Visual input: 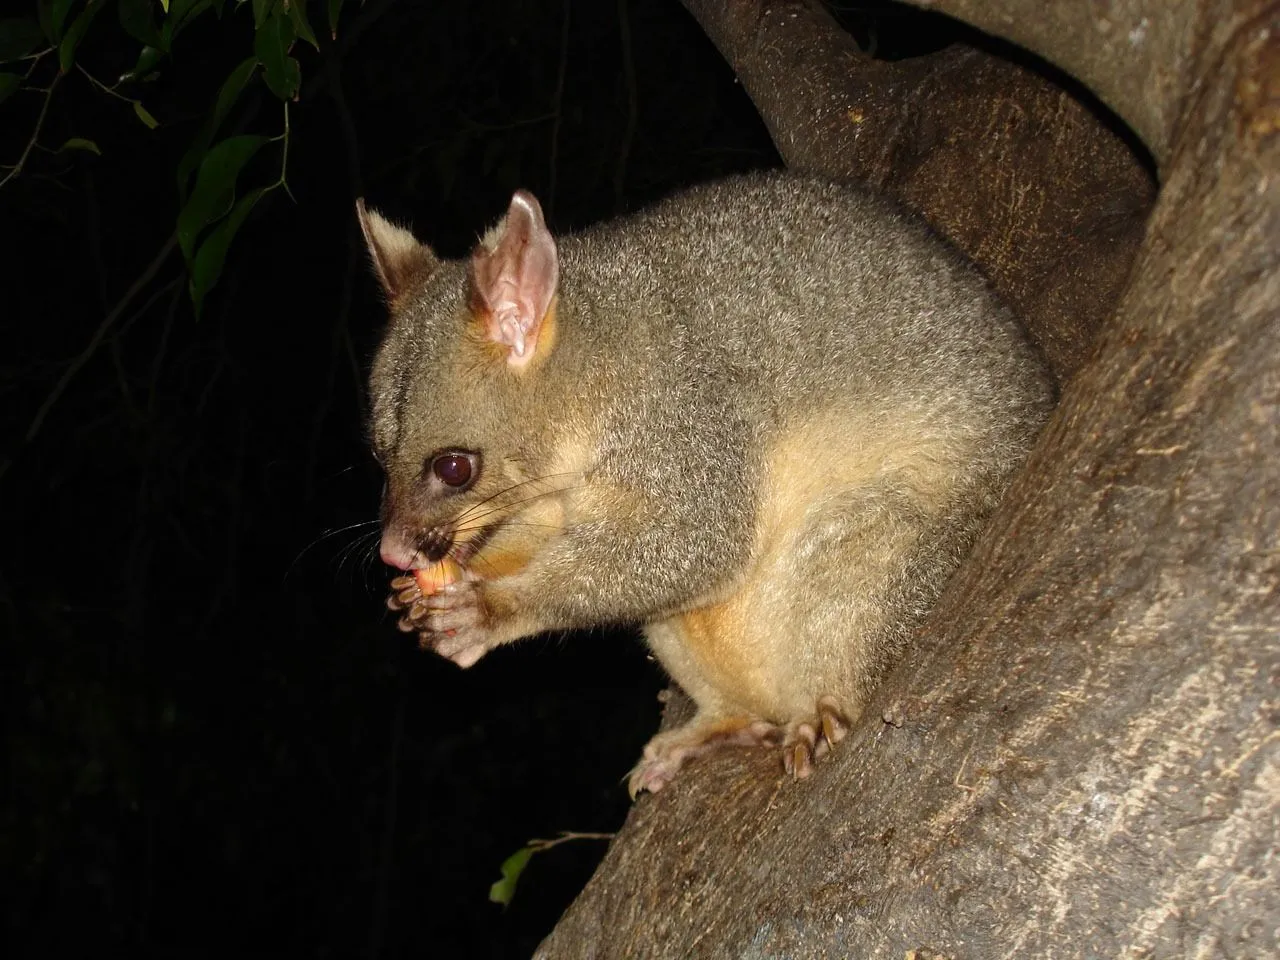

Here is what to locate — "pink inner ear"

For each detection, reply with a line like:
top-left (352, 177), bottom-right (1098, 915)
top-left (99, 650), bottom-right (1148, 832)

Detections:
top-left (471, 191), bottom-right (558, 364)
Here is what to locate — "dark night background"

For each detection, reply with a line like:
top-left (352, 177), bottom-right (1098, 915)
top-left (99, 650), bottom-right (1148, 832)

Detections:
top-left (2, 1), bottom-right (954, 955)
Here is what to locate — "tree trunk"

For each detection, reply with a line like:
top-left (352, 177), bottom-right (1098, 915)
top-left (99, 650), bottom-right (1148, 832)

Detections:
top-left (539, 1), bottom-right (1278, 956)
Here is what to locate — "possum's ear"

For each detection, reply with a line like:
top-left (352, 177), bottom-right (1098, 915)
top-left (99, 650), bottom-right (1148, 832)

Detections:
top-left (469, 190), bottom-right (559, 370)
top-left (356, 199), bottom-right (438, 302)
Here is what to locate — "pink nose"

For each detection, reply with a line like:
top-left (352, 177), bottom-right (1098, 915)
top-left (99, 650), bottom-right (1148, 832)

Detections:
top-left (379, 535), bottom-right (418, 570)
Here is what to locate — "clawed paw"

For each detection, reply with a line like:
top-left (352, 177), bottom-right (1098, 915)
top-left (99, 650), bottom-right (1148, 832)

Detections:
top-left (627, 742), bottom-right (692, 798)
top-left (628, 718), bottom-right (781, 798)
top-left (386, 574), bottom-right (492, 668)
top-left (781, 696), bottom-right (848, 779)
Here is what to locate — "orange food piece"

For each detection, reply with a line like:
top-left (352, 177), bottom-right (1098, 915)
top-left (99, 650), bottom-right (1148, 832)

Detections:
top-left (414, 557), bottom-right (463, 595)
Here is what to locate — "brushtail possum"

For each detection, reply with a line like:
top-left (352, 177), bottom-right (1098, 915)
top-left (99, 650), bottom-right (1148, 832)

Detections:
top-left (358, 172), bottom-right (1053, 795)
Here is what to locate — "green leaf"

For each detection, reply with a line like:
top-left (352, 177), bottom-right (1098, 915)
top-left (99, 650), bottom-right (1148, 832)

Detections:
top-left (38, 0), bottom-right (76, 44)
top-left (251, 0), bottom-right (273, 29)
top-left (176, 134), bottom-right (267, 258)
top-left (326, 0), bottom-right (341, 40)
top-left (168, 0), bottom-right (208, 28)
top-left (0, 18), bottom-right (46, 62)
top-left (189, 186), bottom-right (265, 314)
top-left (121, 43), bottom-right (163, 82)
top-left (57, 136), bottom-right (101, 154)
top-left (210, 57), bottom-right (259, 136)
top-left (488, 847), bottom-right (535, 907)
top-left (58, 0), bottom-right (104, 74)
top-left (255, 9), bottom-right (298, 100)
top-left (0, 72), bottom-right (19, 104)
top-left (161, 0), bottom-right (210, 48)
top-left (133, 100), bottom-right (159, 128)
top-left (252, 0), bottom-right (275, 28)
top-left (289, 0), bottom-right (318, 50)
top-left (265, 54), bottom-right (298, 100)
top-left (118, 0), bottom-right (161, 47)
top-left (175, 57), bottom-right (258, 195)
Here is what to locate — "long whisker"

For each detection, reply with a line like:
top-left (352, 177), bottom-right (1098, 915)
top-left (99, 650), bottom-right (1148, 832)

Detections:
top-left (453, 519), bottom-right (565, 534)
top-left (333, 530), bottom-right (372, 571)
top-left (463, 545), bottom-right (530, 579)
top-left (459, 481), bottom-right (583, 528)
top-left (359, 534), bottom-right (389, 591)
top-left (457, 471), bottom-right (575, 516)
top-left (338, 529), bottom-right (382, 577)
top-left (454, 472), bottom-right (580, 525)
top-left (288, 518), bottom-right (383, 581)
top-left (339, 530), bottom-right (395, 594)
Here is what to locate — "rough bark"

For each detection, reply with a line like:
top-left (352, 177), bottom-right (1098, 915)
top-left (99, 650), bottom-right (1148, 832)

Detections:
top-left (915, 0), bottom-right (1274, 167)
top-left (539, 1), bottom-right (1278, 957)
top-left (679, 0), bottom-right (1155, 383)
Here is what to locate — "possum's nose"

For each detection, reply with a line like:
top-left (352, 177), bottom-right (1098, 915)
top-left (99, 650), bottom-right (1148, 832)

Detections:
top-left (379, 533), bottom-right (419, 570)
top-left (379, 527), bottom-right (453, 569)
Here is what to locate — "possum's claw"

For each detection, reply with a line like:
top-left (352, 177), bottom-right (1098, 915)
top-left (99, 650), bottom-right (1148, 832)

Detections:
top-left (384, 570), bottom-right (488, 660)
top-left (628, 717), bottom-right (781, 798)
top-left (386, 574), bottom-right (493, 667)
top-left (386, 574), bottom-right (422, 612)
top-left (782, 697), bottom-right (849, 780)
top-left (820, 696), bottom-right (848, 746)
top-left (782, 721), bottom-right (818, 779)
top-left (418, 582), bottom-right (493, 667)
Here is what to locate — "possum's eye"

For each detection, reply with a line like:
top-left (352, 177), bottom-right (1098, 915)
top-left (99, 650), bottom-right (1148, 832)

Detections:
top-left (430, 452), bottom-right (476, 489)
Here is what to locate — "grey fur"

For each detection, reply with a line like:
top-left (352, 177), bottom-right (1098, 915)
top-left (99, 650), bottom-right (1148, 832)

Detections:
top-left (365, 171), bottom-right (1054, 790)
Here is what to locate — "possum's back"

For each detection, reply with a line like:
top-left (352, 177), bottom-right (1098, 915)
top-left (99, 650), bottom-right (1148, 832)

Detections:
top-left (560, 170), bottom-right (1052, 449)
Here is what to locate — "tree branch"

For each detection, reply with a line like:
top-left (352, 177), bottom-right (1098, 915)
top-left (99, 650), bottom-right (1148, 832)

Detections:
top-left (679, 0), bottom-right (1155, 383)
top-left (907, 0), bottom-right (1262, 166)
top-left (543, 2), bottom-right (1279, 956)
top-left (15, 233), bottom-right (178, 449)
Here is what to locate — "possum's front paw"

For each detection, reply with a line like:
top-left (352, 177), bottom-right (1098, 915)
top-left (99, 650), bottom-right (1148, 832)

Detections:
top-left (387, 574), bottom-right (493, 668)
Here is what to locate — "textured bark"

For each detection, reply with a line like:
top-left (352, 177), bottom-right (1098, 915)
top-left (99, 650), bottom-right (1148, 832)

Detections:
top-left (540, 1), bottom-right (1278, 957)
top-left (679, 0), bottom-right (1155, 383)
top-left (915, 0), bottom-right (1275, 167)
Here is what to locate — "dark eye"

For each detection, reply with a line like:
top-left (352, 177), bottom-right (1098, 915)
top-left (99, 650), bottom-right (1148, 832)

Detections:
top-left (431, 452), bottom-right (475, 488)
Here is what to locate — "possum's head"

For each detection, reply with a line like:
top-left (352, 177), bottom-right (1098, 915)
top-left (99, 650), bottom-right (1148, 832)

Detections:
top-left (358, 191), bottom-right (575, 581)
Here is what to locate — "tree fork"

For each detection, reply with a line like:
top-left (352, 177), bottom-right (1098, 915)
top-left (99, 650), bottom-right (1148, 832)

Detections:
top-left (539, 1), bottom-right (1278, 956)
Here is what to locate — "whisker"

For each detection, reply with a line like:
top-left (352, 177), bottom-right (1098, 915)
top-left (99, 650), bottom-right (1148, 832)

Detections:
top-left (337, 529), bottom-right (382, 577)
top-left (453, 520), bottom-right (565, 534)
top-left (287, 518), bottom-right (383, 582)
top-left (459, 481), bottom-right (584, 527)
top-left (333, 529), bottom-right (387, 592)
top-left (454, 472), bottom-right (580, 525)
top-left (360, 535), bottom-right (389, 591)
top-left (457, 472), bottom-right (570, 515)
top-left (463, 546), bottom-right (524, 580)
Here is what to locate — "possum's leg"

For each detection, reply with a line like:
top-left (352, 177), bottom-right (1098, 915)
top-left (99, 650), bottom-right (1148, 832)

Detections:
top-left (630, 419), bottom-right (990, 792)
top-left (762, 471), bottom-right (980, 780)
top-left (630, 615), bottom-right (788, 796)
top-left (628, 712), bottom-right (781, 797)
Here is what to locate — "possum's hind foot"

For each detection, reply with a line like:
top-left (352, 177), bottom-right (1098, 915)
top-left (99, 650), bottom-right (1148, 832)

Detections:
top-left (628, 716), bottom-right (781, 798)
top-left (782, 696), bottom-right (850, 780)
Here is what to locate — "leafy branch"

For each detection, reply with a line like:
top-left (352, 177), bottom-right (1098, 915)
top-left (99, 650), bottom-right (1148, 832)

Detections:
top-left (76, 62), bottom-right (158, 128)
top-left (0, 62), bottom-right (59, 189)
top-left (489, 832), bottom-right (616, 907)
top-left (2, 0), bottom-right (368, 469)
top-left (0, 0), bottom-right (340, 310)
